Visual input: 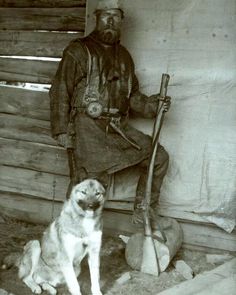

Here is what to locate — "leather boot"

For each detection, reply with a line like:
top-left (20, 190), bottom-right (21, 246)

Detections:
top-left (132, 196), bottom-right (145, 224)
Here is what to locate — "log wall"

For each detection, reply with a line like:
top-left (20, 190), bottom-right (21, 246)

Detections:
top-left (0, 0), bottom-right (84, 217)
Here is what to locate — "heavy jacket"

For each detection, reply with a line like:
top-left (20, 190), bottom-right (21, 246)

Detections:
top-left (50, 32), bottom-right (157, 175)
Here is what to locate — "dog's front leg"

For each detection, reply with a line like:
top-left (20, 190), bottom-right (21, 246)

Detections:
top-left (88, 231), bottom-right (103, 295)
top-left (61, 264), bottom-right (81, 295)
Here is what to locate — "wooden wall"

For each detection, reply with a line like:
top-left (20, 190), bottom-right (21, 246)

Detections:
top-left (0, 0), bottom-right (86, 220)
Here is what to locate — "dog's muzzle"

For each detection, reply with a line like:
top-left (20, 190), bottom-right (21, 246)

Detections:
top-left (78, 200), bottom-right (101, 211)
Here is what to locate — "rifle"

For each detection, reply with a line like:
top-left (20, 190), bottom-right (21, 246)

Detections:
top-left (141, 73), bottom-right (170, 275)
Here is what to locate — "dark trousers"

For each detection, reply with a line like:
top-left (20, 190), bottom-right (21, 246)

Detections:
top-left (66, 145), bottom-right (169, 206)
top-left (134, 144), bottom-right (169, 212)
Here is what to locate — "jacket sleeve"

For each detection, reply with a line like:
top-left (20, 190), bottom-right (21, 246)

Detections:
top-left (49, 43), bottom-right (85, 139)
top-left (129, 61), bottom-right (158, 119)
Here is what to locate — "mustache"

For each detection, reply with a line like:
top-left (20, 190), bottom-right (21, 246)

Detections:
top-left (103, 26), bottom-right (118, 32)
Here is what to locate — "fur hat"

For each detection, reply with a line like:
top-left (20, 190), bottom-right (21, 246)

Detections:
top-left (95, 0), bottom-right (123, 13)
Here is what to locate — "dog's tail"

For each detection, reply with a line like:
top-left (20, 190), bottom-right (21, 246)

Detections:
top-left (1, 252), bottom-right (21, 270)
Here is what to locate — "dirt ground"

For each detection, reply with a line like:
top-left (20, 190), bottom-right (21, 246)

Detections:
top-left (0, 215), bottom-right (220, 295)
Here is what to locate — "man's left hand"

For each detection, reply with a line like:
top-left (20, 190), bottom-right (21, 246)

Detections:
top-left (149, 94), bottom-right (171, 112)
top-left (162, 95), bottom-right (171, 112)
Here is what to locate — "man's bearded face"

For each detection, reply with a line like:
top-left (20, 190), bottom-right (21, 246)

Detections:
top-left (95, 9), bottom-right (123, 45)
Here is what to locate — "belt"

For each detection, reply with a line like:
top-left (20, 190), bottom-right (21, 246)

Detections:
top-left (77, 107), bottom-right (121, 123)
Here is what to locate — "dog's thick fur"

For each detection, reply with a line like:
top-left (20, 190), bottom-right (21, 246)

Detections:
top-left (17, 179), bottom-right (105, 295)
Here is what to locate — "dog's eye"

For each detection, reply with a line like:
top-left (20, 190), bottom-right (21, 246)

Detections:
top-left (95, 192), bottom-right (101, 196)
top-left (80, 191), bottom-right (86, 195)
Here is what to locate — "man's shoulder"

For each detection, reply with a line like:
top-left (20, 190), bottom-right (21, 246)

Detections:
top-left (119, 43), bottom-right (130, 53)
top-left (118, 43), bottom-right (134, 63)
top-left (63, 37), bottom-right (88, 60)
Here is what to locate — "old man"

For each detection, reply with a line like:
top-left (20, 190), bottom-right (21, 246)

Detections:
top-left (49, 0), bottom-right (171, 225)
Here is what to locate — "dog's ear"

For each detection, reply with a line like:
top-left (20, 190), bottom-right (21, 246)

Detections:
top-left (90, 176), bottom-right (108, 192)
top-left (97, 179), bottom-right (108, 191)
top-left (88, 178), bottom-right (106, 195)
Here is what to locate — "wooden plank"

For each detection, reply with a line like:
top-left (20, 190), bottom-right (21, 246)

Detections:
top-left (0, 57), bottom-right (58, 83)
top-left (180, 221), bottom-right (236, 252)
top-left (0, 165), bottom-right (69, 201)
top-left (0, 113), bottom-right (56, 145)
top-left (0, 137), bottom-right (68, 176)
top-left (157, 259), bottom-right (236, 295)
top-left (182, 244), bottom-right (236, 255)
top-left (0, 192), bottom-right (63, 224)
top-left (104, 200), bottom-right (133, 211)
top-left (0, 8), bottom-right (85, 31)
top-left (0, 31), bottom-right (83, 57)
top-left (0, 86), bottom-right (50, 121)
top-left (0, 0), bottom-right (86, 7)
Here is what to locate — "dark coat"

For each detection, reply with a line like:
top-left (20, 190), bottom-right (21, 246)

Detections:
top-left (50, 32), bottom-right (157, 175)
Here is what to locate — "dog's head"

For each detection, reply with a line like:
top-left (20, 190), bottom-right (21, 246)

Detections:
top-left (70, 179), bottom-right (106, 217)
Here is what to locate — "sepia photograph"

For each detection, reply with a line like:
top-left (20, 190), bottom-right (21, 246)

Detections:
top-left (0, 0), bottom-right (235, 294)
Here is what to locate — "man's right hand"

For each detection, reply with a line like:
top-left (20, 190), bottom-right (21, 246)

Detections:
top-left (57, 133), bottom-right (68, 148)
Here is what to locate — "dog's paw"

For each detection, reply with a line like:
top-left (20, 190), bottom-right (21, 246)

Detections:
top-left (32, 285), bottom-right (42, 294)
top-left (23, 277), bottom-right (42, 294)
top-left (41, 283), bottom-right (57, 295)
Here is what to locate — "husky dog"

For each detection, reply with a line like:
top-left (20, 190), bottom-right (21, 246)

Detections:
top-left (17, 179), bottom-right (105, 295)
